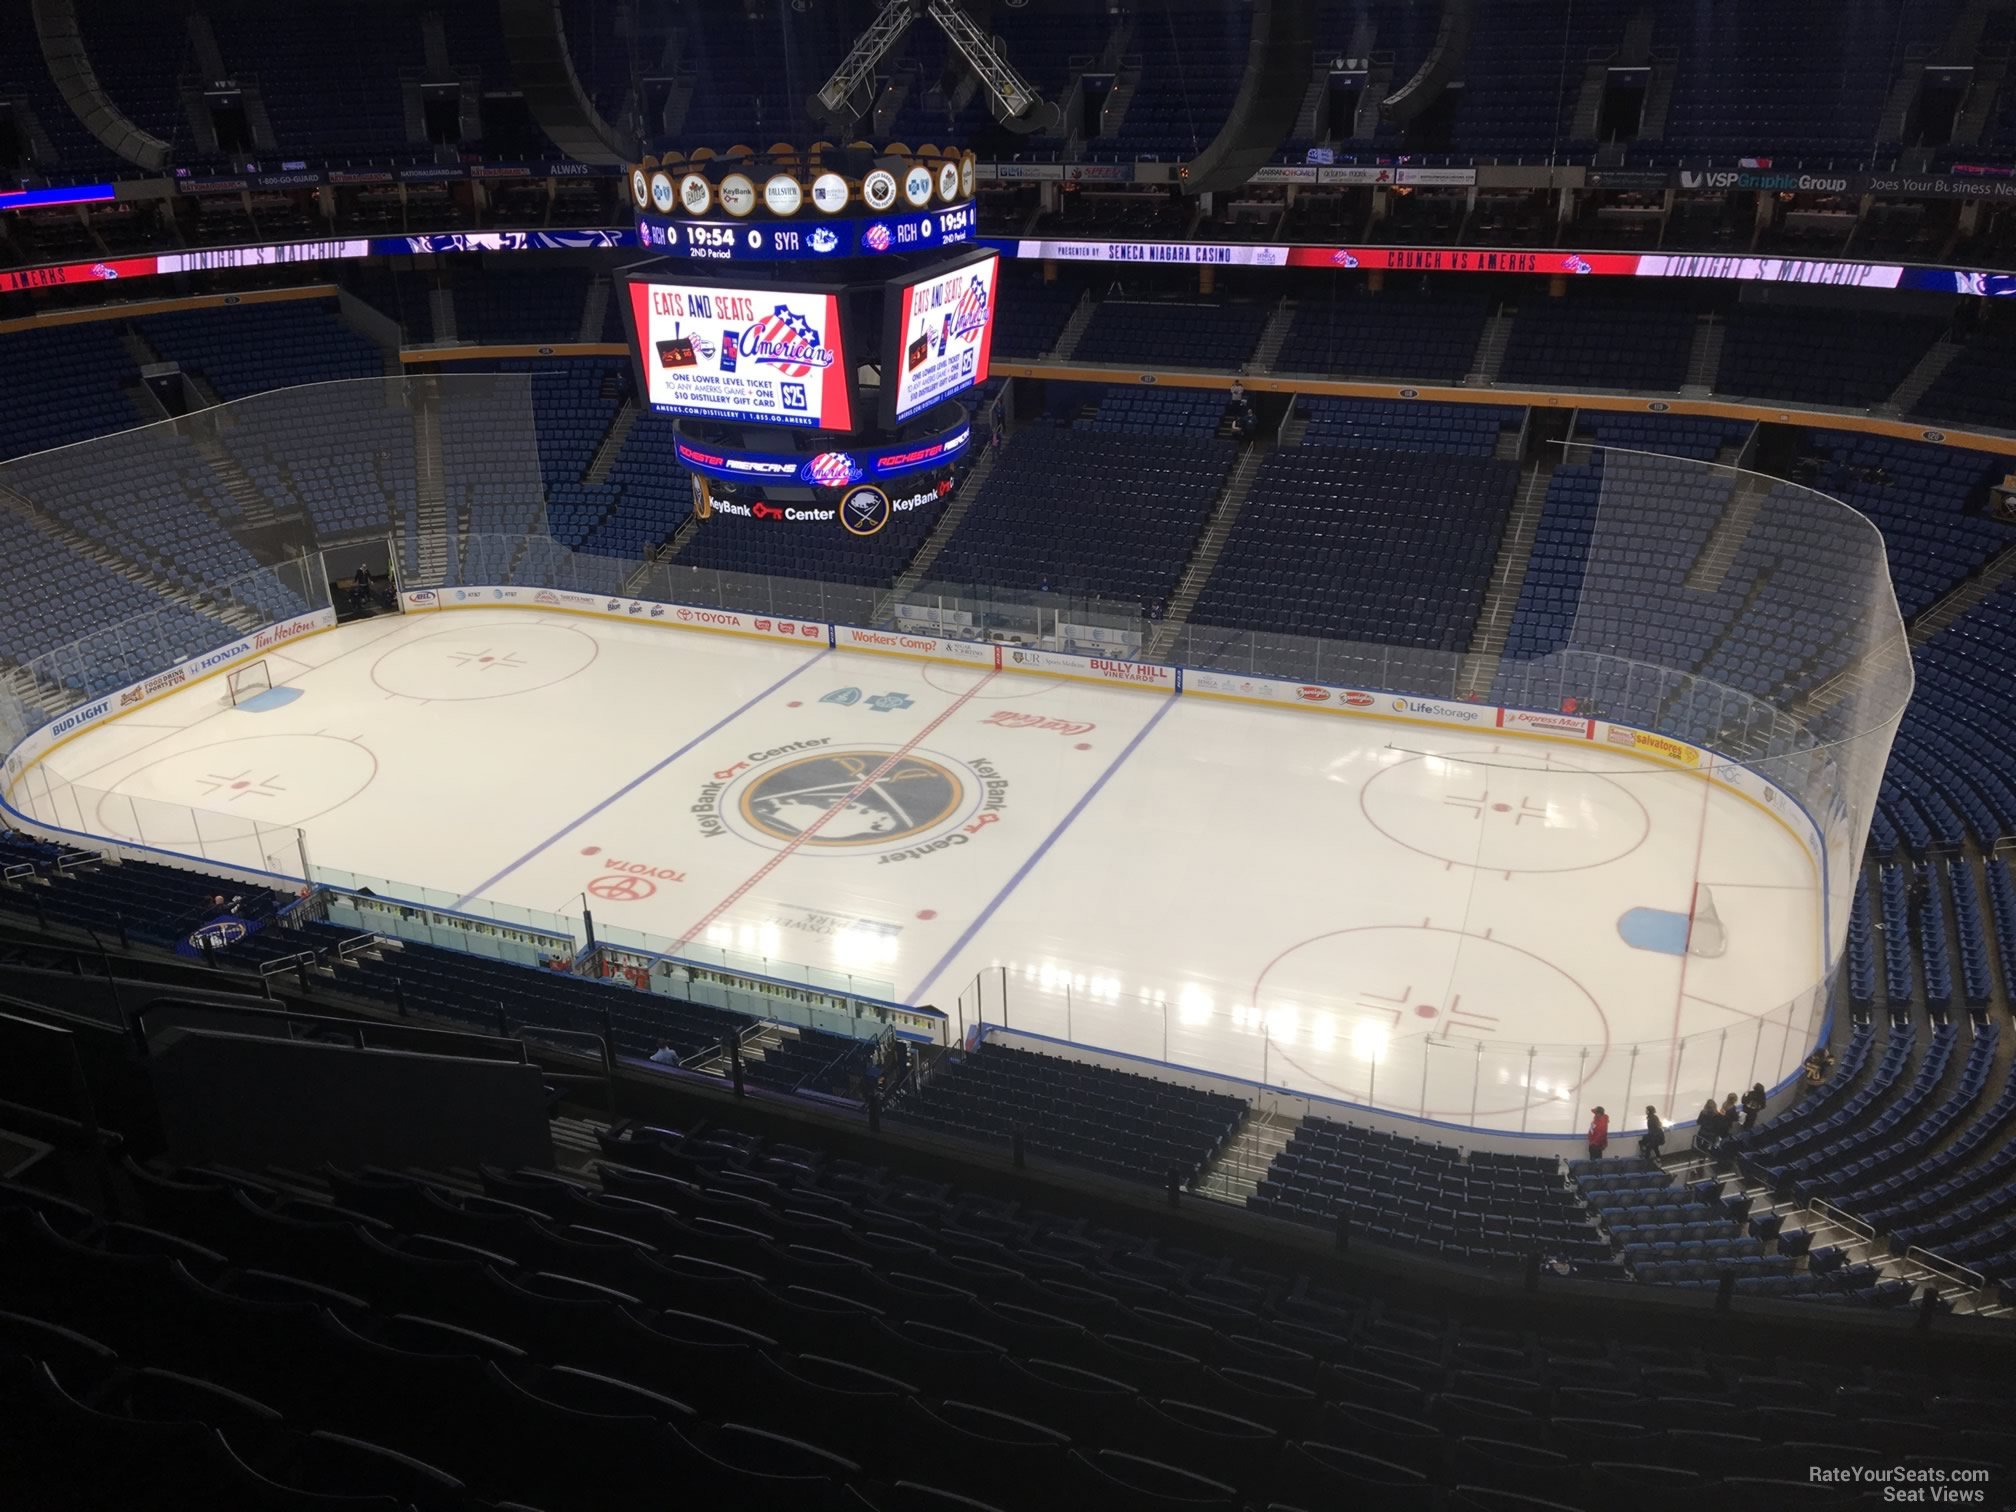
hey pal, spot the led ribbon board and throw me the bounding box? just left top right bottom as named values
left=672, top=411, right=971, bottom=487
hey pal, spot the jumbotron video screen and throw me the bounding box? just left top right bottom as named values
left=625, top=274, right=855, bottom=431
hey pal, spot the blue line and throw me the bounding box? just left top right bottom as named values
left=454, top=649, right=830, bottom=907
left=907, top=693, right=1178, bottom=1004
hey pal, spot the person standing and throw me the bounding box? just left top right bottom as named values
left=1586, top=1106, right=1609, bottom=1162
left=1638, top=1107, right=1665, bottom=1162
left=1741, top=1083, right=1767, bottom=1131
left=1695, top=1097, right=1727, bottom=1151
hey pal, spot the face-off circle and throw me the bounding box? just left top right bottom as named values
left=709, top=745, right=988, bottom=856
left=92, top=733, right=379, bottom=845
left=1360, top=745, right=1651, bottom=873
left=370, top=623, right=599, bottom=701
left=1253, top=923, right=1610, bottom=1118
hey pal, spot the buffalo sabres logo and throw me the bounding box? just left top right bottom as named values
left=740, top=751, right=962, bottom=847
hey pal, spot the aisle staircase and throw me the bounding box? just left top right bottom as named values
left=884, top=443, right=1000, bottom=603
left=427, top=286, right=458, bottom=345
left=1146, top=442, right=1263, bottom=663
left=646, top=512, right=704, bottom=575
left=1908, top=544, right=2016, bottom=649
left=1192, top=1111, right=1295, bottom=1206
left=1459, top=450, right=1555, bottom=693
left=1662, top=1145, right=2000, bottom=1315
left=577, top=279, right=612, bottom=344
left=584, top=400, right=638, bottom=486
left=0, top=483, right=262, bottom=634
left=1680, top=315, right=1724, bottom=397
left=180, top=425, right=325, bottom=568
left=1882, top=337, right=1963, bottom=416
left=1465, top=310, right=1514, bottom=386
left=409, top=378, right=450, bottom=582
left=1784, top=545, right=2016, bottom=726
left=1049, top=293, right=1097, bottom=360
left=550, top=1114, right=610, bottom=1171
left=1249, top=299, right=1297, bottom=374
left=1683, top=468, right=1773, bottom=592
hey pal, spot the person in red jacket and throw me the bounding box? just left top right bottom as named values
left=1586, top=1106, right=1609, bottom=1162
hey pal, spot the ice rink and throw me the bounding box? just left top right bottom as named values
left=21, top=608, right=1826, bottom=1134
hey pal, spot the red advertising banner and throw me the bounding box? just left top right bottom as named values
left=0, top=256, right=157, bottom=293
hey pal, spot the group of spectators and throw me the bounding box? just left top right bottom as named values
left=1690, top=1085, right=1768, bottom=1152
left=1585, top=1082, right=1772, bottom=1162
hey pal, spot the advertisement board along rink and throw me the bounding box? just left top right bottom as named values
left=16, top=605, right=1824, bottom=1134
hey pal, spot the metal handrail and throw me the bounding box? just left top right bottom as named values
left=1904, top=1245, right=1986, bottom=1292
left=1811, top=1197, right=1878, bottom=1246
left=1811, top=1197, right=1874, bottom=1237
left=508, top=1021, right=617, bottom=1113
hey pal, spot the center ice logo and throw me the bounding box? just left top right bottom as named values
left=741, top=751, right=964, bottom=846
left=696, top=743, right=1008, bottom=860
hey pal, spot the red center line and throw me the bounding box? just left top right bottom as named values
left=1664, top=766, right=1716, bottom=1110
left=668, top=669, right=1000, bottom=955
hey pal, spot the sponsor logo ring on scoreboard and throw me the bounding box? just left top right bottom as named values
left=763, top=174, right=803, bottom=216
left=811, top=172, right=850, bottom=213
left=678, top=173, right=713, bottom=214
left=631, top=168, right=650, bottom=210
left=903, top=166, right=934, bottom=208
left=862, top=170, right=899, bottom=211
left=937, top=162, right=961, bottom=203
left=719, top=174, right=757, bottom=217
left=649, top=172, right=677, bottom=213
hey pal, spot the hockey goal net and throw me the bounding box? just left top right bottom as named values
left=1686, top=884, right=1729, bottom=958
left=226, top=660, right=273, bottom=707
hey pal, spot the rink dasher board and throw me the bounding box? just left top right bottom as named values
left=399, top=589, right=1184, bottom=693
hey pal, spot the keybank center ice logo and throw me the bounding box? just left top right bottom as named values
left=743, top=751, right=959, bottom=845
left=740, top=304, right=835, bottom=377
left=694, top=743, right=1009, bottom=861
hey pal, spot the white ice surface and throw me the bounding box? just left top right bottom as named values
left=26, top=609, right=1824, bottom=1133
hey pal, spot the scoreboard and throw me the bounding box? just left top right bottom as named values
left=637, top=202, right=977, bottom=263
